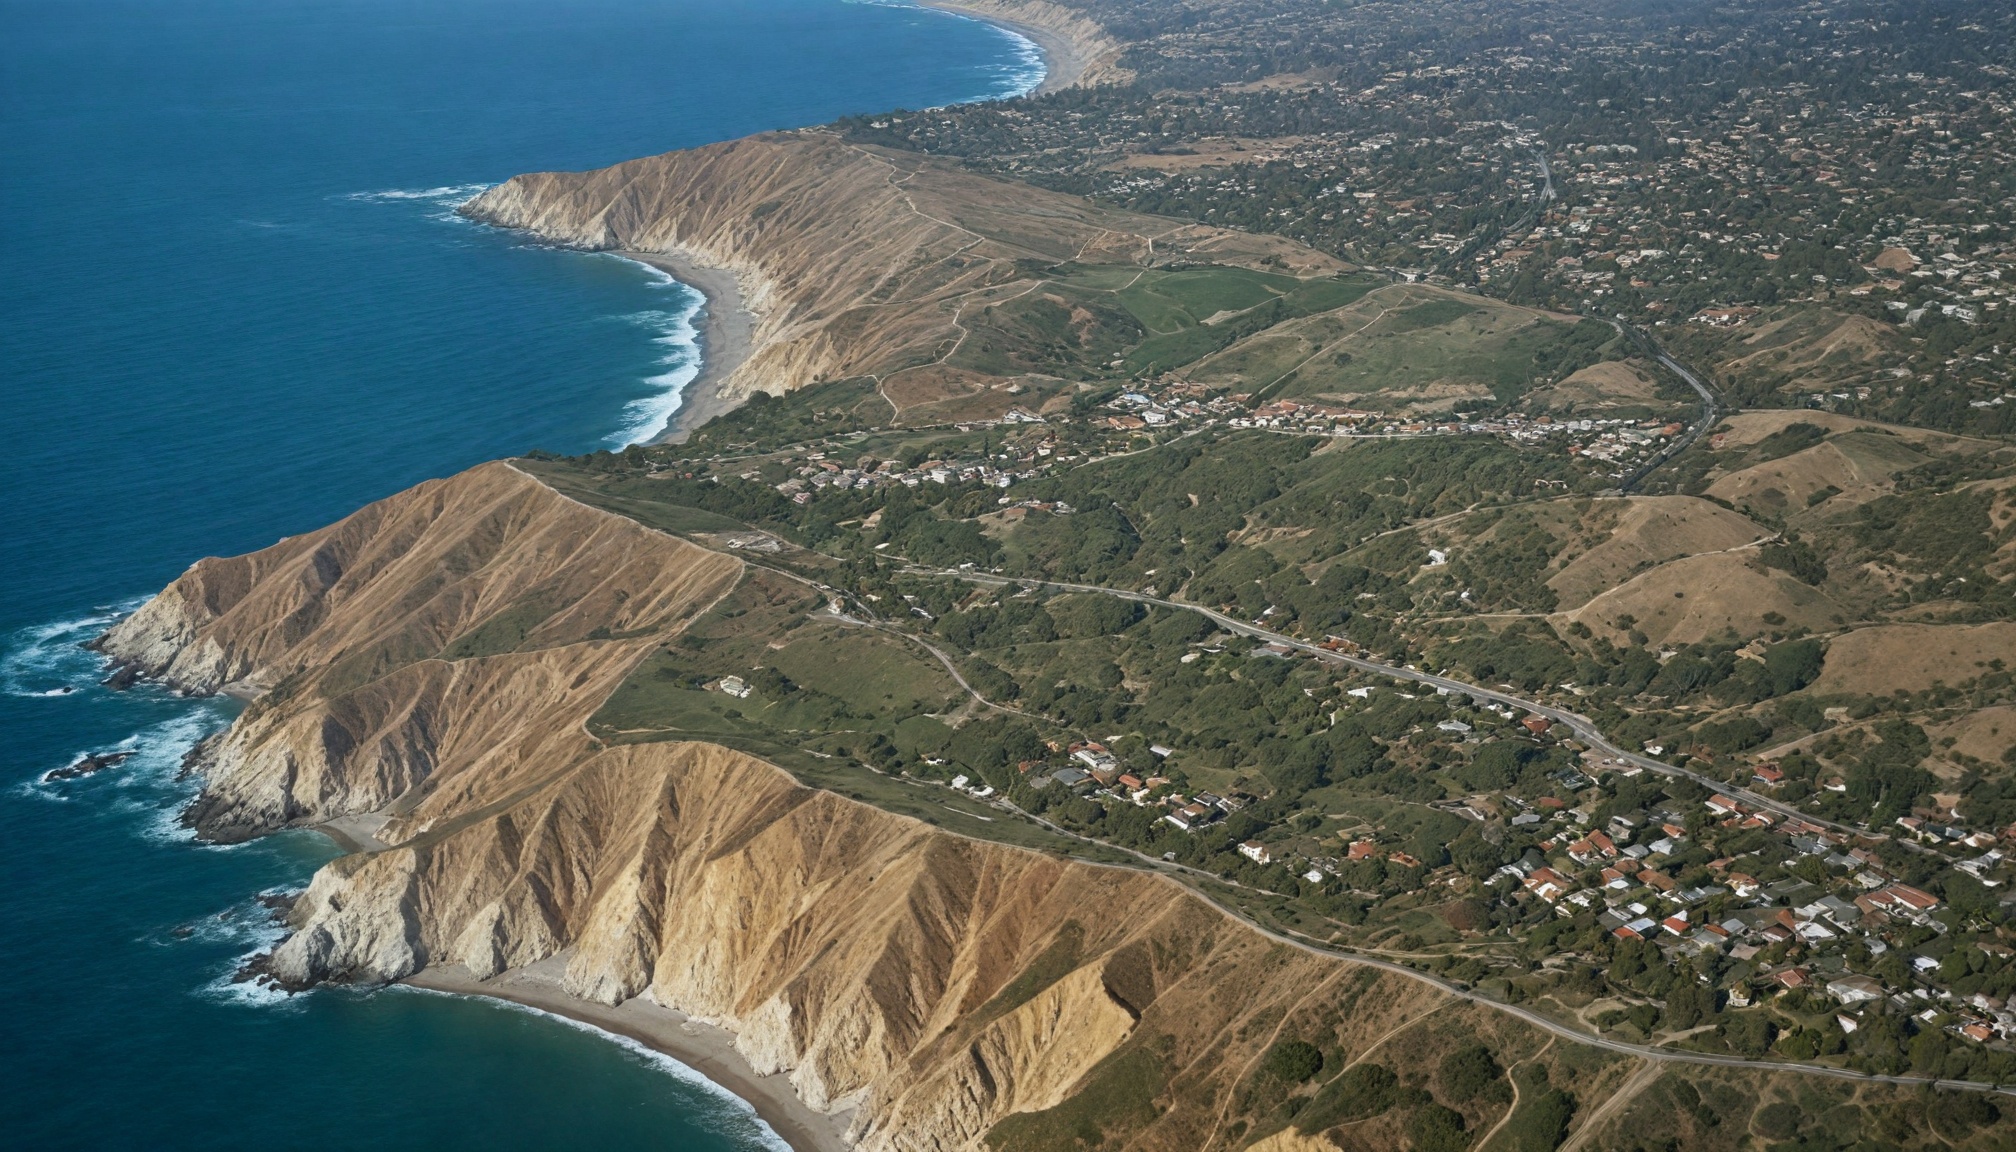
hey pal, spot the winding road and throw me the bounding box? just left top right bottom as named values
left=872, top=565, right=2016, bottom=1097
left=898, top=564, right=1867, bottom=840
left=1608, top=318, right=1723, bottom=493
left=514, top=468, right=2008, bottom=1099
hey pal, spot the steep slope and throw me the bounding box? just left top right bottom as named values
left=1545, top=496, right=1769, bottom=611
left=460, top=133, right=1342, bottom=406
left=96, top=462, right=743, bottom=841
left=98, top=462, right=1977, bottom=1151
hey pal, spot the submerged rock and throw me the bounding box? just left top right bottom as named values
left=42, top=749, right=134, bottom=782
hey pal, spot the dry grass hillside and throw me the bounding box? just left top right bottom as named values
left=1680, top=307, right=1912, bottom=399
left=1697, top=412, right=1991, bottom=519
left=461, top=132, right=1341, bottom=409
left=1807, top=622, right=2016, bottom=697
left=1567, top=550, right=1846, bottom=646
left=97, top=462, right=743, bottom=841
left=1543, top=496, right=1769, bottom=611
left=1524, top=359, right=1671, bottom=413
left=94, top=462, right=1984, bottom=1152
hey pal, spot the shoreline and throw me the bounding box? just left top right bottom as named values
left=271, top=14, right=1094, bottom=1148
left=916, top=0, right=1096, bottom=95
left=405, top=960, right=853, bottom=1152
left=622, top=251, right=759, bottom=445
left=620, top=4, right=1091, bottom=445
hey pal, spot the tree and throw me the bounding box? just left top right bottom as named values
left=1261, top=1039, right=1324, bottom=1084
left=1718, top=1012, right=1775, bottom=1057
left=1762, top=638, right=1825, bottom=695
left=1438, top=1043, right=1503, bottom=1103
left=1408, top=1103, right=1469, bottom=1152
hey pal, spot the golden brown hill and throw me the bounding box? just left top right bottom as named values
left=1679, top=307, right=1908, bottom=399
left=1544, top=496, right=1770, bottom=612
left=925, top=0, right=1134, bottom=90
left=1524, top=359, right=1669, bottom=413
left=461, top=132, right=1343, bottom=409
left=99, top=464, right=1979, bottom=1151
left=97, top=462, right=742, bottom=841
left=1566, top=550, right=1844, bottom=647
left=1809, top=621, right=2016, bottom=697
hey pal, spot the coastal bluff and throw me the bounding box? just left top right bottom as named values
left=459, top=133, right=1342, bottom=422
left=95, top=462, right=1970, bottom=1149
left=90, top=462, right=1611, bottom=1152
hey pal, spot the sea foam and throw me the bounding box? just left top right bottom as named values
left=344, top=183, right=495, bottom=223
left=605, top=256, right=707, bottom=449
left=977, top=24, right=1045, bottom=99
left=845, top=1, right=1046, bottom=101
left=0, top=599, right=141, bottom=698
left=346, top=183, right=494, bottom=204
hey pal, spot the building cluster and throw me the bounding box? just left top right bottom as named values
left=1019, top=739, right=1261, bottom=834
left=761, top=445, right=1052, bottom=504
left=1489, top=773, right=2016, bottom=1046
left=842, top=3, right=2016, bottom=424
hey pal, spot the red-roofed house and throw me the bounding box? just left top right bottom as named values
left=1638, top=869, right=1677, bottom=893
left=1524, top=867, right=1568, bottom=902
left=1878, top=884, right=1939, bottom=912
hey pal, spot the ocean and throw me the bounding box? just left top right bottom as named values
left=0, top=0, right=1036, bottom=1146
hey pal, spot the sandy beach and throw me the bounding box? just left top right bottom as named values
left=621, top=5, right=1096, bottom=446
left=623, top=250, right=759, bottom=445
left=407, top=959, right=854, bottom=1152
left=919, top=0, right=1099, bottom=95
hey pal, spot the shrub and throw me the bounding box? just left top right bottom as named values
left=1438, top=1043, right=1503, bottom=1103
left=1261, top=1040, right=1325, bottom=1084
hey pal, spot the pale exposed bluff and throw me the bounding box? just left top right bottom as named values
left=97, top=462, right=1951, bottom=1151
left=458, top=132, right=1343, bottom=410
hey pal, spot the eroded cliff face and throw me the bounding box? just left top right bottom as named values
left=458, top=134, right=1344, bottom=407
left=95, top=461, right=1499, bottom=1151
left=96, top=462, right=741, bottom=841
left=925, top=0, right=1134, bottom=88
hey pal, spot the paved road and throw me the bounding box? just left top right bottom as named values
left=1602, top=317, right=1723, bottom=493
left=901, top=564, right=1876, bottom=843
left=887, top=564, right=2016, bottom=1096
left=1233, top=884, right=2016, bottom=1097
left=905, top=714, right=2015, bottom=1098
left=520, top=467, right=2006, bottom=1097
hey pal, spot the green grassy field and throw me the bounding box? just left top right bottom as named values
left=1191, top=290, right=1589, bottom=403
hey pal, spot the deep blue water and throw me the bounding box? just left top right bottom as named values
left=0, top=1, right=1034, bottom=1146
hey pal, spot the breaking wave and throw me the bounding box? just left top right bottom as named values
left=0, top=599, right=140, bottom=698
left=844, top=1, right=1047, bottom=100
left=344, top=183, right=494, bottom=222
left=394, top=986, right=793, bottom=1152
left=605, top=257, right=706, bottom=449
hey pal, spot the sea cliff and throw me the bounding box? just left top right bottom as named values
left=100, top=460, right=1970, bottom=1150
left=91, top=463, right=1547, bottom=1152
left=457, top=133, right=1342, bottom=422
